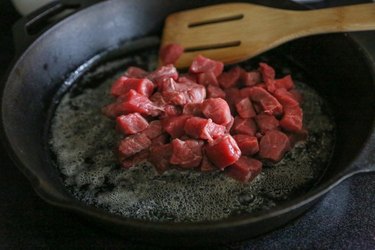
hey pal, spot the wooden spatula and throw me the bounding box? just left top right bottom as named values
left=161, top=3, right=375, bottom=68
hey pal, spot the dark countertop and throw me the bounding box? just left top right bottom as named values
left=1, top=1, right=375, bottom=249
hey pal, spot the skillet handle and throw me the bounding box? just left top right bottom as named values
left=343, top=32, right=375, bottom=177
left=344, top=129, right=375, bottom=177
left=12, top=0, right=104, bottom=56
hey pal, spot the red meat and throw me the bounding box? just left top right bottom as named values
left=170, top=139, right=203, bottom=168
left=240, top=86, right=263, bottom=98
left=186, top=85, right=207, bottom=104
left=102, top=90, right=161, bottom=118
left=189, top=55, right=224, bottom=77
left=163, top=87, right=206, bottom=106
left=218, top=66, right=241, bottom=89
left=174, top=80, right=201, bottom=91
left=205, top=119, right=227, bottom=139
left=225, top=116, right=235, bottom=132
left=259, top=63, right=276, bottom=93
left=118, top=133, right=152, bottom=159
left=233, top=134, right=259, bottom=156
left=158, top=77, right=176, bottom=92
left=252, top=102, right=262, bottom=114
left=110, top=77, right=154, bottom=97
left=162, top=91, right=190, bottom=106
left=142, top=120, right=163, bottom=139
left=162, top=105, right=182, bottom=118
left=184, top=117, right=208, bottom=139
left=201, top=98, right=232, bottom=125
left=115, top=89, right=159, bottom=112
left=235, top=97, right=256, bottom=118
left=104, top=56, right=307, bottom=181
left=116, top=113, right=149, bottom=135
left=224, top=87, right=241, bottom=112
left=273, top=88, right=299, bottom=107
left=280, top=104, right=303, bottom=132
left=241, top=70, right=261, bottom=86
left=150, top=92, right=166, bottom=107
left=206, top=85, right=226, bottom=99
left=149, top=144, right=172, bottom=173
left=197, top=71, right=219, bottom=86
left=178, top=74, right=197, bottom=83
left=162, top=80, right=206, bottom=105
left=259, top=130, right=290, bottom=162
left=226, top=156, right=262, bottom=182
left=231, top=116, right=257, bottom=136
left=162, top=115, right=191, bottom=138
left=259, top=62, right=275, bottom=81
left=274, top=75, right=294, bottom=90
left=159, top=43, right=184, bottom=65
left=182, top=103, right=203, bottom=116
left=124, top=66, right=148, bottom=78
left=151, top=133, right=169, bottom=146
left=200, top=154, right=215, bottom=172
left=225, top=87, right=241, bottom=103
left=148, top=64, right=178, bottom=84
left=184, top=117, right=226, bottom=141
left=244, top=86, right=283, bottom=116
left=205, top=135, right=241, bottom=170
left=254, top=114, right=279, bottom=134
left=160, top=77, right=201, bottom=93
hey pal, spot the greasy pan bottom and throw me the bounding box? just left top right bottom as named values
left=48, top=37, right=335, bottom=223
left=1, top=0, right=375, bottom=246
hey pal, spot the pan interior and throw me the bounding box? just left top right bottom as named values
left=48, top=38, right=335, bottom=222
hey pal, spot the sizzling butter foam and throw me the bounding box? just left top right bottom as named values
left=49, top=48, right=335, bottom=222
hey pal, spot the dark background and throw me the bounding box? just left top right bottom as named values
left=1, top=0, right=375, bottom=249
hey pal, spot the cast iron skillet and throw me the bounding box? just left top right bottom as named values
left=1, top=0, right=375, bottom=246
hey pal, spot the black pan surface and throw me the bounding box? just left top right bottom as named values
left=1, top=0, right=375, bottom=246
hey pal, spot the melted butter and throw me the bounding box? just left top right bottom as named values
left=49, top=48, right=335, bottom=222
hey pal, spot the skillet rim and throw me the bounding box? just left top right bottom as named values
left=1, top=0, right=375, bottom=236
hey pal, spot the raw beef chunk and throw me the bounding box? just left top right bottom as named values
left=259, top=130, right=290, bottom=162
left=205, top=135, right=241, bottom=170
left=226, top=156, right=262, bottom=182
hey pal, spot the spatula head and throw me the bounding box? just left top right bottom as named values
left=161, top=3, right=292, bottom=68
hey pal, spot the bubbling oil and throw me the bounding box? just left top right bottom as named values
left=49, top=48, right=335, bottom=222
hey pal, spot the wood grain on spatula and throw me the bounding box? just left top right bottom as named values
left=161, top=3, right=375, bottom=68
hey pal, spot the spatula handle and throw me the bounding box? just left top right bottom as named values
left=293, top=3, right=375, bottom=34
